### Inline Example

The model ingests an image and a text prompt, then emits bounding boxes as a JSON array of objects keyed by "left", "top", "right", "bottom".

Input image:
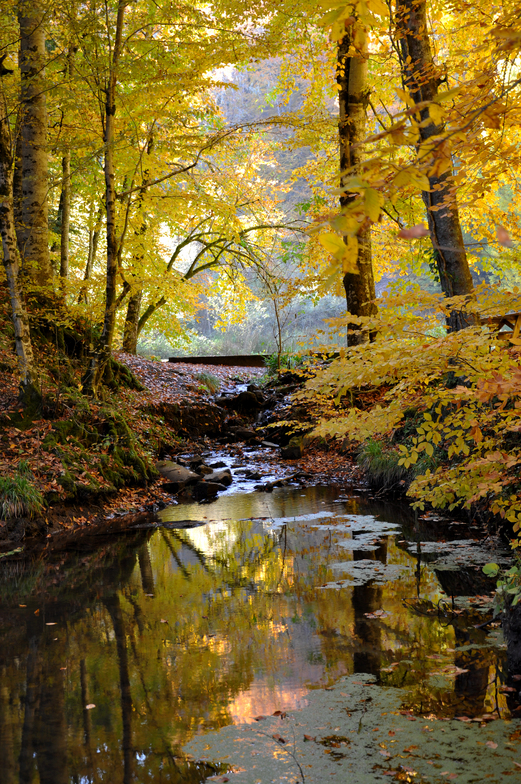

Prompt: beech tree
[
  {"left": 337, "top": 20, "right": 377, "bottom": 344},
  {"left": 394, "top": 0, "right": 477, "bottom": 330},
  {"left": 0, "top": 95, "right": 38, "bottom": 401},
  {"left": 16, "top": 0, "right": 53, "bottom": 292}
]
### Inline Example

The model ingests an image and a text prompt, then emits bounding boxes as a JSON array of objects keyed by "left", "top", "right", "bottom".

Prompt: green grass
[
  {"left": 357, "top": 439, "right": 440, "bottom": 493},
  {"left": 0, "top": 461, "right": 45, "bottom": 519},
  {"left": 194, "top": 371, "right": 221, "bottom": 394}
]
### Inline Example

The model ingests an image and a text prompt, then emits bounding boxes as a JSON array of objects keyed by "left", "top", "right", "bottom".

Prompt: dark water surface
[{"left": 0, "top": 485, "right": 512, "bottom": 783}]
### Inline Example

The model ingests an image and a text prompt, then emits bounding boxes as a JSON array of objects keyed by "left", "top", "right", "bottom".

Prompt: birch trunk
[
  {"left": 395, "top": 0, "right": 477, "bottom": 331},
  {"left": 0, "top": 104, "right": 38, "bottom": 404},
  {"left": 17, "top": 2, "right": 53, "bottom": 291},
  {"left": 337, "top": 29, "right": 377, "bottom": 347}
]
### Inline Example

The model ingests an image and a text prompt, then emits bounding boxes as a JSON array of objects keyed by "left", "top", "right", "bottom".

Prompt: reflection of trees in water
[
  {"left": 0, "top": 508, "right": 507, "bottom": 782},
  {"left": 352, "top": 542, "right": 387, "bottom": 677},
  {"left": 105, "top": 594, "right": 134, "bottom": 784}
]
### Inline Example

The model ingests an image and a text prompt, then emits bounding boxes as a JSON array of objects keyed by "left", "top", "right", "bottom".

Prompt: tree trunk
[
  {"left": 337, "top": 28, "right": 377, "bottom": 347},
  {"left": 0, "top": 103, "right": 39, "bottom": 405},
  {"left": 122, "top": 289, "right": 143, "bottom": 354},
  {"left": 59, "top": 150, "right": 71, "bottom": 281},
  {"left": 17, "top": 2, "right": 53, "bottom": 291},
  {"left": 78, "top": 203, "right": 102, "bottom": 305},
  {"left": 83, "top": 0, "right": 126, "bottom": 394},
  {"left": 395, "top": 0, "right": 477, "bottom": 331}
]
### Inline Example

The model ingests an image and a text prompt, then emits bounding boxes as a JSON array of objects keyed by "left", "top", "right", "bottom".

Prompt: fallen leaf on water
[
  {"left": 272, "top": 710, "right": 287, "bottom": 718},
  {"left": 486, "top": 741, "right": 498, "bottom": 749},
  {"left": 303, "top": 734, "right": 316, "bottom": 742},
  {"left": 404, "top": 745, "right": 418, "bottom": 752},
  {"left": 272, "top": 733, "right": 286, "bottom": 744},
  {"left": 253, "top": 716, "right": 267, "bottom": 721},
  {"left": 85, "top": 704, "right": 96, "bottom": 710},
  {"left": 379, "top": 750, "right": 391, "bottom": 758}
]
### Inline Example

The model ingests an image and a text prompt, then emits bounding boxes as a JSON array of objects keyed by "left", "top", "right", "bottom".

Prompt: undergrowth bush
[
  {"left": 299, "top": 283, "right": 521, "bottom": 534},
  {"left": 358, "top": 439, "right": 440, "bottom": 492}
]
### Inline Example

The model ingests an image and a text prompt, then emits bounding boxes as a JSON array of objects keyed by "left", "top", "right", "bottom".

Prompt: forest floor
[{"left": 0, "top": 348, "right": 360, "bottom": 548}]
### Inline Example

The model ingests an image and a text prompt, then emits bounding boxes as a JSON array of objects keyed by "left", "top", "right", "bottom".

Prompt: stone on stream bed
[
  {"left": 203, "top": 468, "right": 233, "bottom": 486},
  {"left": 156, "top": 460, "right": 233, "bottom": 497},
  {"left": 155, "top": 460, "right": 200, "bottom": 492}
]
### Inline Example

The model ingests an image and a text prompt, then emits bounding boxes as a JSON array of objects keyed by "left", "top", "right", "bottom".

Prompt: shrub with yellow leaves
[{"left": 297, "top": 282, "right": 521, "bottom": 535}]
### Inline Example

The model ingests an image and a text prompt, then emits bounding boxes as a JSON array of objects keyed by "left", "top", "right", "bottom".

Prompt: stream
[{"left": 0, "top": 465, "right": 520, "bottom": 783}]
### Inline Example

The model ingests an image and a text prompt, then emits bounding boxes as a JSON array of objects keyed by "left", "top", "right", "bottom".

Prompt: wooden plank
[{"left": 168, "top": 355, "right": 269, "bottom": 368}]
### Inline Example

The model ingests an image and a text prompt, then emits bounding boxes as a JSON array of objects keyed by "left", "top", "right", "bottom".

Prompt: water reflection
[{"left": 0, "top": 485, "right": 509, "bottom": 783}]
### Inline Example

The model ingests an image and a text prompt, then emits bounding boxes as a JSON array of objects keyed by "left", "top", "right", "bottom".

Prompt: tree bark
[
  {"left": 337, "top": 28, "right": 377, "bottom": 347},
  {"left": 122, "top": 289, "right": 143, "bottom": 353},
  {"left": 0, "top": 102, "right": 39, "bottom": 404},
  {"left": 17, "top": 1, "right": 53, "bottom": 291},
  {"left": 83, "top": 0, "right": 126, "bottom": 393},
  {"left": 395, "top": 0, "right": 477, "bottom": 331}
]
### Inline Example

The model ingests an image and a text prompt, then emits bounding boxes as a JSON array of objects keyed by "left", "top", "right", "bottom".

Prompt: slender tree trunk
[
  {"left": 78, "top": 203, "right": 102, "bottom": 304},
  {"left": 0, "top": 104, "right": 39, "bottom": 404},
  {"left": 17, "top": 1, "right": 53, "bottom": 291},
  {"left": 137, "top": 295, "right": 166, "bottom": 337},
  {"left": 83, "top": 0, "right": 126, "bottom": 393},
  {"left": 395, "top": 0, "right": 477, "bottom": 331},
  {"left": 122, "top": 289, "right": 143, "bottom": 353},
  {"left": 59, "top": 149, "right": 71, "bottom": 280},
  {"left": 121, "top": 132, "right": 154, "bottom": 355},
  {"left": 337, "top": 28, "right": 377, "bottom": 347}
]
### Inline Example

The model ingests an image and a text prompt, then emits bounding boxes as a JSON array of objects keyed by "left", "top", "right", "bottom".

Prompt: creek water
[{"left": 0, "top": 481, "right": 515, "bottom": 783}]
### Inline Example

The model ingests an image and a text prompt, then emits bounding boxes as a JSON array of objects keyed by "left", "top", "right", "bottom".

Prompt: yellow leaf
[
  {"left": 395, "top": 87, "right": 416, "bottom": 109},
  {"left": 341, "top": 234, "right": 359, "bottom": 274},
  {"left": 429, "top": 102, "right": 444, "bottom": 125},
  {"left": 364, "top": 188, "right": 381, "bottom": 222},
  {"left": 366, "top": 0, "right": 388, "bottom": 16},
  {"left": 318, "top": 232, "right": 345, "bottom": 255}
]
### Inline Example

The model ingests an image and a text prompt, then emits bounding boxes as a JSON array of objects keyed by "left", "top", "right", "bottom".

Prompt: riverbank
[{"left": 0, "top": 346, "right": 269, "bottom": 546}]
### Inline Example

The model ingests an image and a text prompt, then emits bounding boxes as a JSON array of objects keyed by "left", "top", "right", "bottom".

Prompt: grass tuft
[
  {"left": 194, "top": 371, "right": 221, "bottom": 394},
  {"left": 0, "top": 463, "right": 45, "bottom": 519}
]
